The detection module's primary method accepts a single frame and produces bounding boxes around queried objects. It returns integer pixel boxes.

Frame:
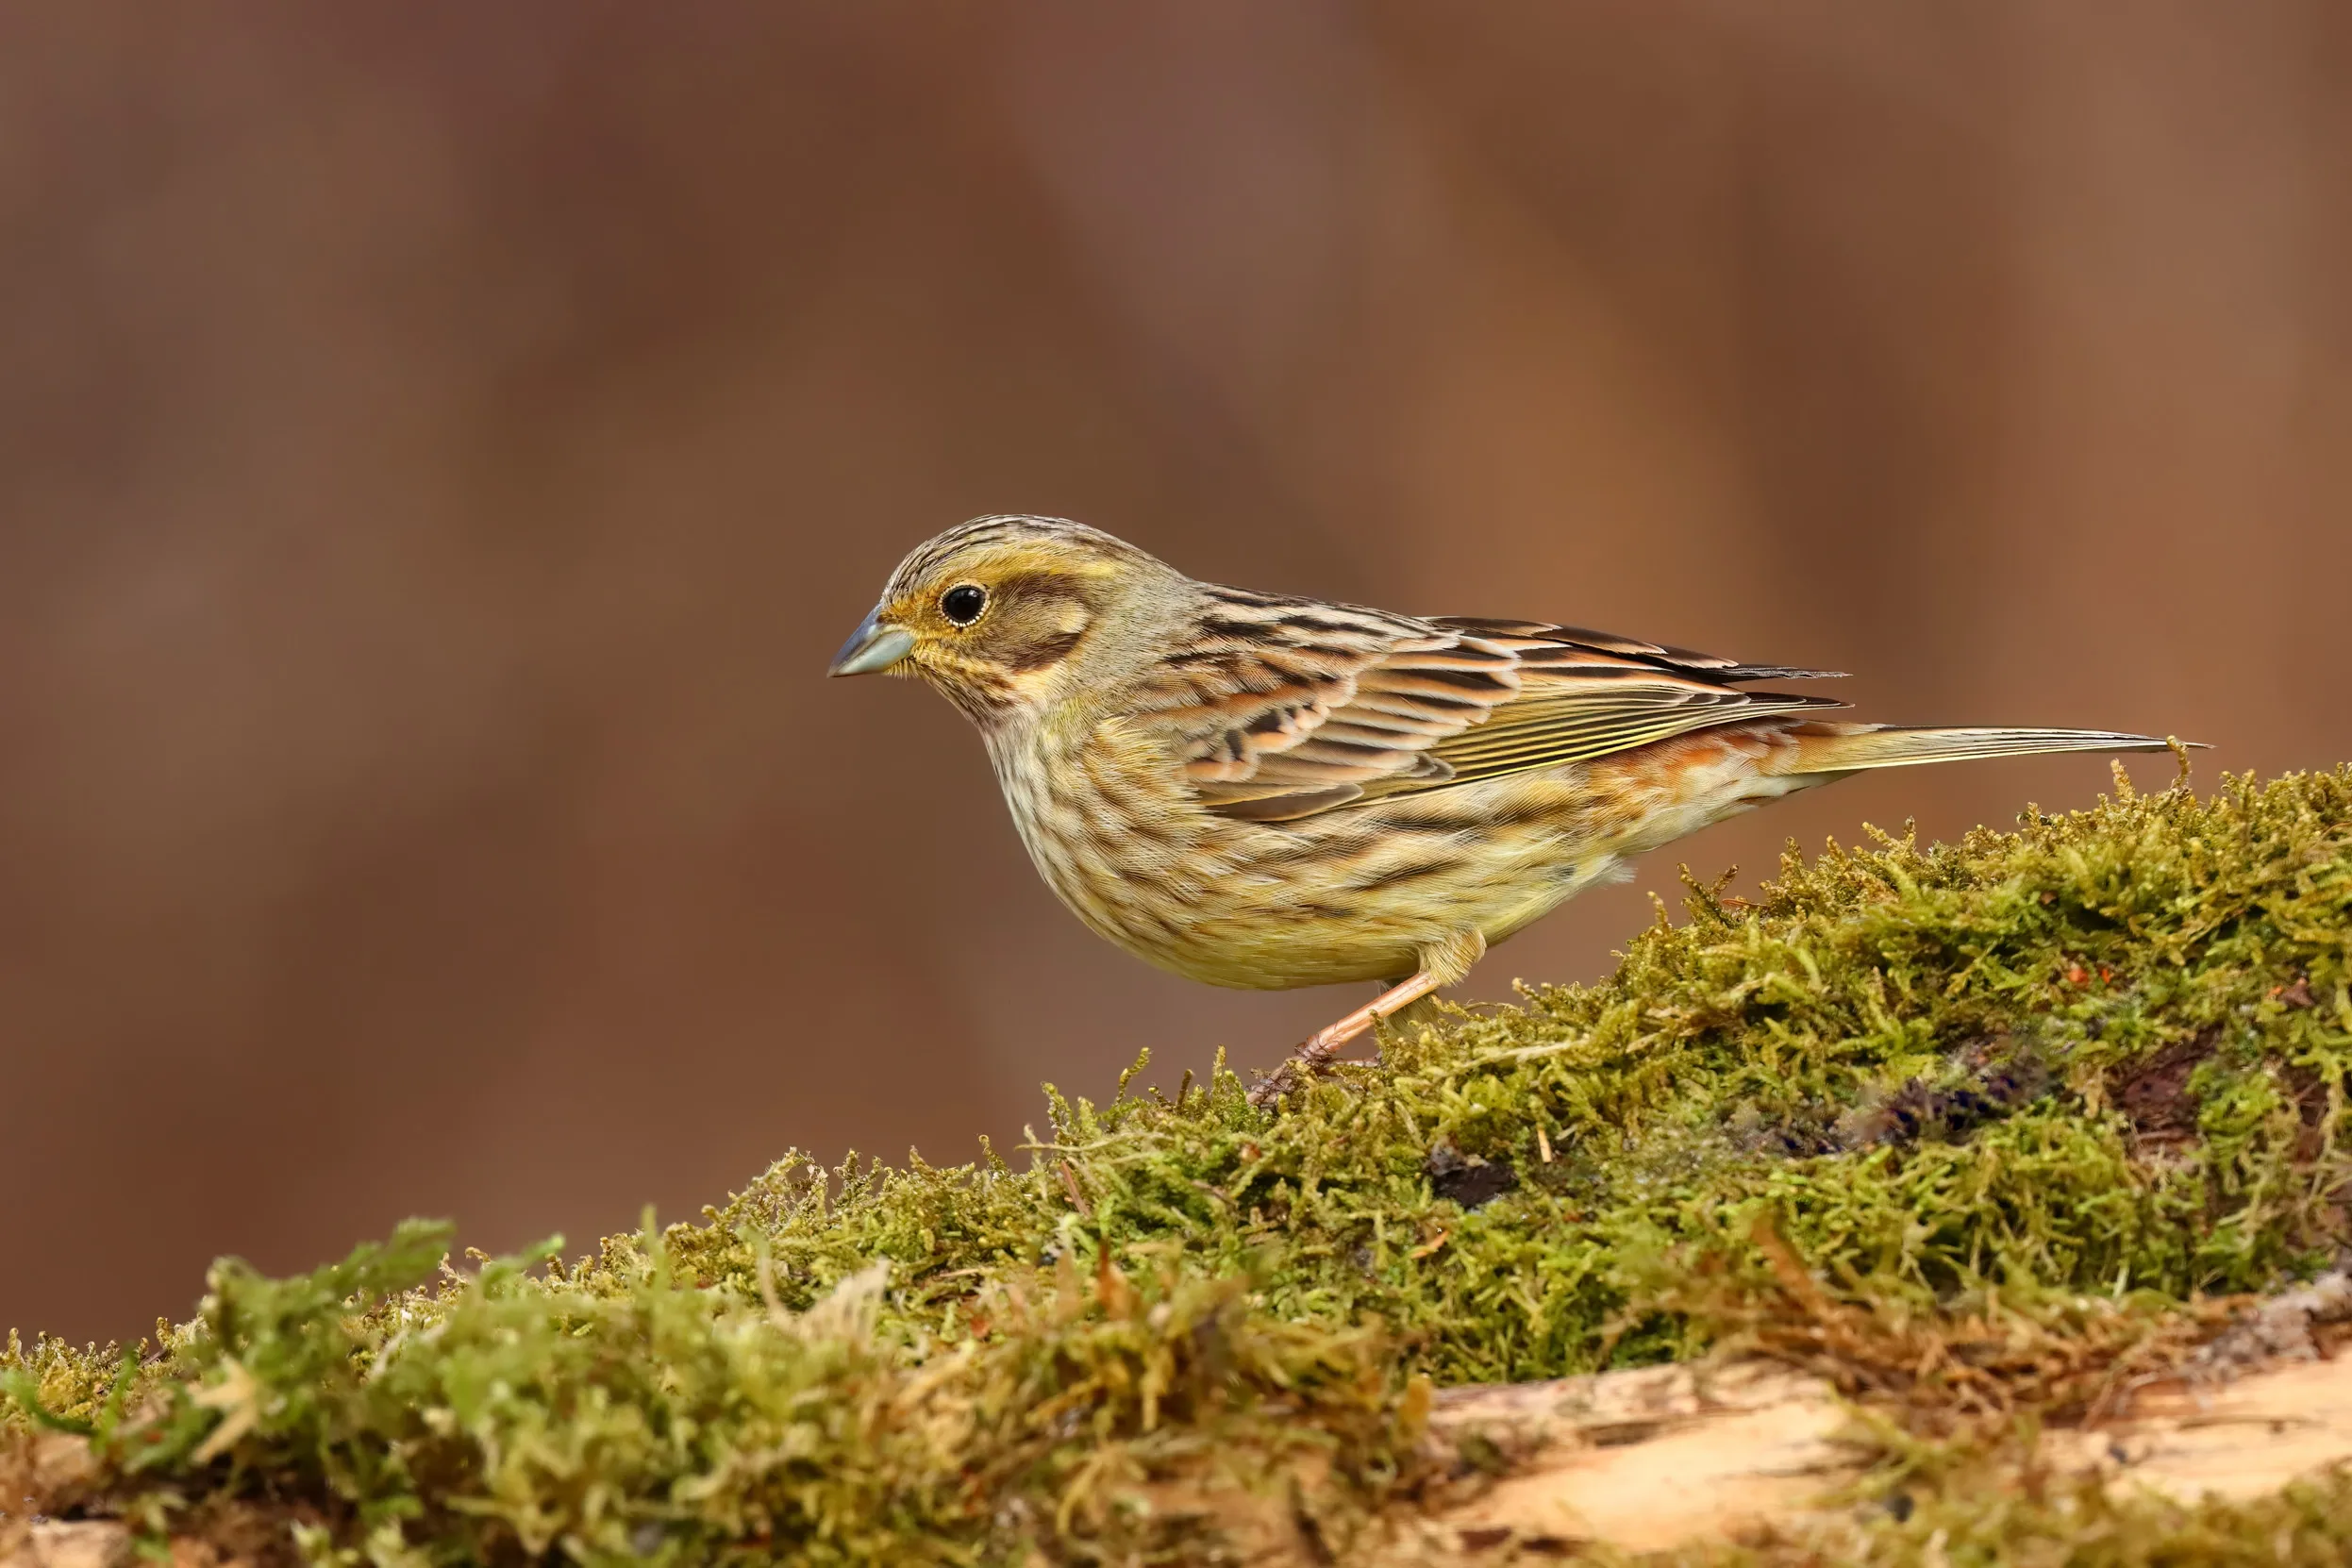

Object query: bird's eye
[940,583,988,626]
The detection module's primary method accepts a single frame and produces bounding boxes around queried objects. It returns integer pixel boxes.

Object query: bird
[829,515,2183,1107]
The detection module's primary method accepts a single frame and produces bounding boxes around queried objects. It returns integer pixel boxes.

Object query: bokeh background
[7,3,2348,1343]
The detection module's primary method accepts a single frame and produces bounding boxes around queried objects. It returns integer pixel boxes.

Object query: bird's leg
[1246,974,1437,1109]
[1248,930,1484,1109]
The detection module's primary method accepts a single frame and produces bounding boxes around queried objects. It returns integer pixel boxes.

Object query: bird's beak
[828,612,917,677]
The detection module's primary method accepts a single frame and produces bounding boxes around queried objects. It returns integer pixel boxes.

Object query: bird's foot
[1246,971,1443,1109]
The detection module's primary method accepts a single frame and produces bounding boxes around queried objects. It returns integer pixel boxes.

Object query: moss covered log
[7,765,2351,1564]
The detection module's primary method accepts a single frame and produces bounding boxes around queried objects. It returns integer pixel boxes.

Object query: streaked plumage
[831,515,2183,1103]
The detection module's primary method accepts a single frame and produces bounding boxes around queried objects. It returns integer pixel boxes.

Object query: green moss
[8,766,2351,1563]
[682,765,2349,1380]
[1665,1461,2352,1567]
[9,1225,1417,1564]
[1886,1471,2352,1568]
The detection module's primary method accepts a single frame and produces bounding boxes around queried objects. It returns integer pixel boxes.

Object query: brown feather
[1146,609,1848,824]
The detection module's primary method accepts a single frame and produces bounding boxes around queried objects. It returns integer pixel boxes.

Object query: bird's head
[829,515,1183,726]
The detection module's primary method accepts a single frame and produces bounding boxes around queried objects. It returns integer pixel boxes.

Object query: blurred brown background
[5,3,2348,1344]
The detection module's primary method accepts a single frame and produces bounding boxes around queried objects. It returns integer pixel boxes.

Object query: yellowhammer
[831,515,2180,1106]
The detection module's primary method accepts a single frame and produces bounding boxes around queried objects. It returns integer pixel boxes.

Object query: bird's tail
[1772,723,2191,776]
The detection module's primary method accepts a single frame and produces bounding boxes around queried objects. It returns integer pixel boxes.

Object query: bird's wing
[1132,594,1845,824]
[1423,616,1847,685]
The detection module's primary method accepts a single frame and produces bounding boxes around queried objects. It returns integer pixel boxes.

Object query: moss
[1630,1461,2352,1568]
[1693,1427,2352,1568]
[8,1225,1419,1564]
[7,766,2351,1563]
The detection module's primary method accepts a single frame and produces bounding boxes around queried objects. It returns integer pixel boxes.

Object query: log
[1423,1352,2352,1554]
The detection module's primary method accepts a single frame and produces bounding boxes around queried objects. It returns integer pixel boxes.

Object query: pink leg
[1246,970,1443,1109]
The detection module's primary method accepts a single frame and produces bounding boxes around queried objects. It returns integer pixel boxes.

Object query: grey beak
[828,613,917,676]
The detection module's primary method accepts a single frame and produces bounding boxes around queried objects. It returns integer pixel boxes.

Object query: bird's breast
[985,722,1206,946]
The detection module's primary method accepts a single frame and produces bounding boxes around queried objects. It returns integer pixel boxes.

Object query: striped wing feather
[1140,594,1845,824]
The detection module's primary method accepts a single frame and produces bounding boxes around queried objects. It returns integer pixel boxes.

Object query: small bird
[831,515,2179,1105]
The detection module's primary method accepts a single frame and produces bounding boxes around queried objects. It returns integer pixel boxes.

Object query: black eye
[940,583,988,626]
